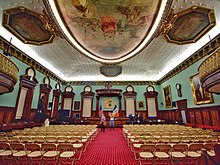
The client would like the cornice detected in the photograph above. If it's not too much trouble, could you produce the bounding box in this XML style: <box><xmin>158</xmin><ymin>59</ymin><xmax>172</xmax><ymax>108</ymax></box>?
<box><xmin>65</xmin><ymin>81</ymin><xmax>160</xmax><ymax>86</ymax></box>
<box><xmin>0</xmin><ymin>36</ymin><xmax>64</xmax><ymax>84</ymax></box>
<box><xmin>159</xmin><ymin>33</ymin><xmax>220</xmax><ymax>83</ymax></box>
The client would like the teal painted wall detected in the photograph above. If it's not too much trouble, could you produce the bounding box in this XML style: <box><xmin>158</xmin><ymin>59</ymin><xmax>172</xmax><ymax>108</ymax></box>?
<box><xmin>2</xmin><ymin>53</ymin><xmax>220</xmax><ymax>113</ymax></box>
<box><xmin>0</xmin><ymin>56</ymin><xmax>61</xmax><ymax>109</ymax></box>
<box><xmin>70</xmin><ymin>85</ymin><xmax>159</xmax><ymax>111</ymax></box>
<box><xmin>159</xmin><ymin>56</ymin><xmax>220</xmax><ymax>110</ymax></box>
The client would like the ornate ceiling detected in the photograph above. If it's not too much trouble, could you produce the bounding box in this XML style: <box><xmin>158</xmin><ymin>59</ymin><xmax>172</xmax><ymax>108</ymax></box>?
<box><xmin>0</xmin><ymin>0</ymin><xmax>220</xmax><ymax>83</ymax></box>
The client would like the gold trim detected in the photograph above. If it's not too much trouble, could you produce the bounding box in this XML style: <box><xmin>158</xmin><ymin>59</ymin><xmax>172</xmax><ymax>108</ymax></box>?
<box><xmin>163</xmin><ymin>85</ymin><xmax>172</xmax><ymax>108</ymax></box>
<box><xmin>159</xmin><ymin>33</ymin><xmax>220</xmax><ymax>83</ymax></box>
<box><xmin>189</xmin><ymin>73</ymin><xmax>213</xmax><ymax>105</ymax></box>
<box><xmin>2</xmin><ymin>7</ymin><xmax>62</xmax><ymax>45</ymax></box>
<box><xmin>198</xmin><ymin>46</ymin><xmax>220</xmax><ymax>80</ymax></box>
<box><xmin>138</xmin><ymin>101</ymin><xmax>144</xmax><ymax>109</ymax></box>
<box><xmin>163</xmin><ymin>6</ymin><xmax>216</xmax><ymax>45</ymax></box>
<box><xmin>0</xmin><ymin>36</ymin><xmax>64</xmax><ymax>84</ymax></box>
<box><xmin>158</xmin><ymin>8</ymin><xmax>177</xmax><ymax>36</ymax></box>
<box><xmin>0</xmin><ymin>52</ymin><xmax>19</xmax><ymax>82</ymax></box>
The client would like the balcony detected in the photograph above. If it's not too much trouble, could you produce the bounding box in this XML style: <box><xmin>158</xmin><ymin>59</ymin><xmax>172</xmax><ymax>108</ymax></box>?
<box><xmin>0</xmin><ymin>52</ymin><xmax>19</xmax><ymax>94</ymax></box>
<box><xmin>198</xmin><ymin>47</ymin><xmax>220</xmax><ymax>93</ymax></box>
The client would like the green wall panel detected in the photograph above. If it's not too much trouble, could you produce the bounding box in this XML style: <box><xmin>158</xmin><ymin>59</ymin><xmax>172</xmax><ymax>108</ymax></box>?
<box><xmin>0</xmin><ymin>56</ymin><xmax>60</xmax><ymax>109</ymax></box>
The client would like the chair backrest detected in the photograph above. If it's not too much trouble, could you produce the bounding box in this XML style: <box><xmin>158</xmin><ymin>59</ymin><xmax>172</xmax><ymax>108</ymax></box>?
<box><xmin>10</xmin><ymin>143</ymin><xmax>25</xmax><ymax>150</ymax></box>
<box><xmin>41</xmin><ymin>143</ymin><xmax>57</xmax><ymax>151</ymax></box>
<box><xmin>25</xmin><ymin>143</ymin><xmax>41</xmax><ymax>151</ymax></box>
<box><xmin>57</xmin><ymin>143</ymin><xmax>74</xmax><ymax>152</ymax></box>
<box><xmin>172</xmin><ymin>144</ymin><xmax>188</xmax><ymax>152</ymax></box>
<box><xmin>203</xmin><ymin>143</ymin><xmax>215</xmax><ymax>151</ymax></box>
<box><xmin>6</xmin><ymin>132</ymin><xmax>15</xmax><ymax>137</ymax></box>
<box><xmin>140</xmin><ymin>144</ymin><xmax>155</xmax><ymax>152</ymax></box>
<box><xmin>0</xmin><ymin>142</ymin><xmax>11</xmax><ymax>150</ymax></box>
<box><xmin>189</xmin><ymin>143</ymin><xmax>203</xmax><ymax>151</ymax></box>
<box><xmin>156</xmin><ymin>144</ymin><xmax>171</xmax><ymax>152</ymax></box>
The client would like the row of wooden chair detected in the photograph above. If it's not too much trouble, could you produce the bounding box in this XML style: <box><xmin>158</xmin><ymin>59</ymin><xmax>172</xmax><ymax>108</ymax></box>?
<box><xmin>132</xmin><ymin>143</ymin><xmax>216</xmax><ymax>165</ymax></box>
<box><xmin>127</xmin><ymin>136</ymin><xmax>219</xmax><ymax>147</ymax></box>
<box><xmin>8</xmin><ymin>132</ymin><xmax>93</xmax><ymax>137</ymax></box>
<box><xmin>0</xmin><ymin>142</ymin><xmax>80</xmax><ymax>165</ymax></box>
<box><xmin>123</xmin><ymin>125</ymin><xmax>214</xmax><ymax>133</ymax></box>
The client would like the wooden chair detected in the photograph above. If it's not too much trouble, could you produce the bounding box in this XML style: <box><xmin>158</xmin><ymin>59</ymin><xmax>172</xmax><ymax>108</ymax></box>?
<box><xmin>42</xmin><ymin>143</ymin><xmax>59</xmax><ymax>164</ymax></box>
<box><xmin>171</xmin><ymin>143</ymin><xmax>188</xmax><ymax>164</ymax></box>
<box><xmin>154</xmin><ymin>144</ymin><xmax>171</xmax><ymax>164</ymax></box>
<box><xmin>57</xmin><ymin>143</ymin><xmax>75</xmax><ymax>165</ymax></box>
<box><xmin>25</xmin><ymin>143</ymin><xmax>44</xmax><ymax>165</ymax></box>
<box><xmin>10</xmin><ymin>143</ymin><xmax>30</xmax><ymax>164</ymax></box>
<box><xmin>139</xmin><ymin>144</ymin><xmax>155</xmax><ymax>165</ymax></box>
<box><xmin>184</xmin><ymin>143</ymin><xmax>203</xmax><ymax>165</ymax></box>
<box><xmin>0</xmin><ymin>142</ymin><xmax>13</xmax><ymax>164</ymax></box>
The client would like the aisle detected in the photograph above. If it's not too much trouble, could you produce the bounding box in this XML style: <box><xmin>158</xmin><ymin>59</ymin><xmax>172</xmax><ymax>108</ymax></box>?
<box><xmin>76</xmin><ymin>128</ymin><xmax>139</xmax><ymax>165</ymax></box>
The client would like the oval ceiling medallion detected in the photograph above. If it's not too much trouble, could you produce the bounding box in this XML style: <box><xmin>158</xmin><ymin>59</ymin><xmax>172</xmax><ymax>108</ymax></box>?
<box><xmin>51</xmin><ymin>0</ymin><xmax>164</xmax><ymax>62</ymax></box>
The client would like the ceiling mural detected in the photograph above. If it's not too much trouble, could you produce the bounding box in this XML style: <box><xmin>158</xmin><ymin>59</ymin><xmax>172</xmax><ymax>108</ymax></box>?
<box><xmin>2</xmin><ymin>7</ymin><xmax>55</xmax><ymax>45</ymax></box>
<box><xmin>55</xmin><ymin>0</ymin><xmax>161</xmax><ymax>60</ymax></box>
<box><xmin>164</xmin><ymin>6</ymin><xmax>216</xmax><ymax>44</ymax></box>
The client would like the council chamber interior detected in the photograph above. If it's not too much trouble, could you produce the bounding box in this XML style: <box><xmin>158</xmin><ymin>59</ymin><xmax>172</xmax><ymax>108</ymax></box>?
<box><xmin>0</xmin><ymin>0</ymin><xmax>220</xmax><ymax>164</ymax></box>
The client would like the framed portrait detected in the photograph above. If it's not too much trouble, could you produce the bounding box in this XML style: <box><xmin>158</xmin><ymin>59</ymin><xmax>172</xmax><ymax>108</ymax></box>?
<box><xmin>138</xmin><ymin>101</ymin><xmax>144</xmax><ymax>109</ymax></box>
<box><xmin>163</xmin><ymin>85</ymin><xmax>172</xmax><ymax>108</ymax></box>
<box><xmin>189</xmin><ymin>73</ymin><xmax>213</xmax><ymax>105</ymax></box>
<box><xmin>104</xmin><ymin>98</ymin><xmax>114</xmax><ymax>109</ymax></box>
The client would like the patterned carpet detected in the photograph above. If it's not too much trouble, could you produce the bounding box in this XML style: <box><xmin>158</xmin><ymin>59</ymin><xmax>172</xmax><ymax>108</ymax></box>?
<box><xmin>76</xmin><ymin>128</ymin><xmax>139</xmax><ymax>165</ymax></box>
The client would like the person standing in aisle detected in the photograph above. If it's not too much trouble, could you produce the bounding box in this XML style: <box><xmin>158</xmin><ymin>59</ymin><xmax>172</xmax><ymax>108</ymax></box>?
<box><xmin>109</xmin><ymin>113</ymin><xmax>115</xmax><ymax>130</ymax></box>
<box><xmin>100</xmin><ymin>114</ymin><xmax>106</xmax><ymax>132</ymax></box>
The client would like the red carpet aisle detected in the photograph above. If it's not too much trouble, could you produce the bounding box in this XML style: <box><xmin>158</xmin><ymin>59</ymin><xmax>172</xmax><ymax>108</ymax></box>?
<box><xmin>76</xmin><ymin>128</ymin><xmax>139</xmax><ymax>165</ymax></box>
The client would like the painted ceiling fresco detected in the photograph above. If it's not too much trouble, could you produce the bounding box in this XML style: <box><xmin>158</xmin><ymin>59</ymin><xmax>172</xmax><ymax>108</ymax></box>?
<box><xmin>56</xmin><ymin>0</ymin><xmax>161</xmax><ymax>60</ymax></box>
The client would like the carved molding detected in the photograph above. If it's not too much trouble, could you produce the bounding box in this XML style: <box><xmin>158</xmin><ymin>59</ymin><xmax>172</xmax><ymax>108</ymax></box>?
<box><xmin>0</xmin><ymin>36</ymin><xmax>64</xmax><ymax>84</ymax></box>
<box><xmin>0</xmin><ymin>52</ymin><xmax>19</xmax><ymax>82</ymax></box>
<box><xmin>159</xmin><ymin>33</ymin><xmax>220</xmax><ymax>83</ymax></box>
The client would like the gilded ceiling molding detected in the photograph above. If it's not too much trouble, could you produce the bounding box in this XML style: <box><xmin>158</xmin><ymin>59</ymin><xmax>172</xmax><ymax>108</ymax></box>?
<box><xmin>162</xmin><ymin>6</ymin><xmax>216</xmax><ymax>45</ymax></box>
<box><xmin>0</xmin><ymin>36</ymin><xmax>64</xmax><ymax>84</ymax></box>
<box><xmin>66</xmin><ymin>81</ymin><xmax>159</xmax><ymax>86</ymax></box>
<box><xmin>159</xmin><ymin>33</ymin><xmax>220</xmax><ymax>84</ymax></box>
<box><xmin>40</xmin><ymin>9</ymin><xmax>64</xmax><ymax>38</ymax></box>
<box><xmin>2</xmin><ymin>7</ymin><xmax>62</xmax><ymax>45</ymax></box>
<box><xmin>157</xmin><ymin>8</ymin><xmax>177</xmax><ymax>36</ymax></box>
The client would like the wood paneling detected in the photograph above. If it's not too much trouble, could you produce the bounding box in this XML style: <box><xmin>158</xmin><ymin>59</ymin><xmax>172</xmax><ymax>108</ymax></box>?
<box><xmin>202</xmin><ymin>111</ymin><xmax>211</xmax><ymax>126</ymax></box>
<box><xmin>0</xmin><ymin>111</ymin><xmax>4</xmax><ymax>124</ymax></box>
<box><xmin>158</xmin><ymin>110</ymin><xmax>179</xmax><ymax>122</ymax></box>
<box><xmin>189</xmin><ymin>111</ymin><xmax>195</xmax><ymax>124</ymax></box>
<box><xmin>0</xmin><ymin>106</ymin><xmax>15</xmax><ymax>125</ymax></box>
<box><xmin>210</xmin><ymin>110</ymin><xmax>220</xmax><ymax>127</ymax></box>
<box><xmin>158</xmin><ymin>105</ymin><xmax>220</xmax><ymax>127</ymax></box>
<box><xmin>195</xmin><ymin>111</ymin><xmax>202</xmax><ymax>125</ymax></box>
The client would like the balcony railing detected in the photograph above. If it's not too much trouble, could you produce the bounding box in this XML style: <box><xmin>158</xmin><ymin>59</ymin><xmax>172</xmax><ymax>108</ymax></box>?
<box><xmin>0</xmin><ymin>52</ymin><xmax>19</xmax><ymax>94</ymax></box>
<box><xmin>198</xmin><ymin>47</ymin><xmax>220</xmax><ymax>80</ymax></box>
